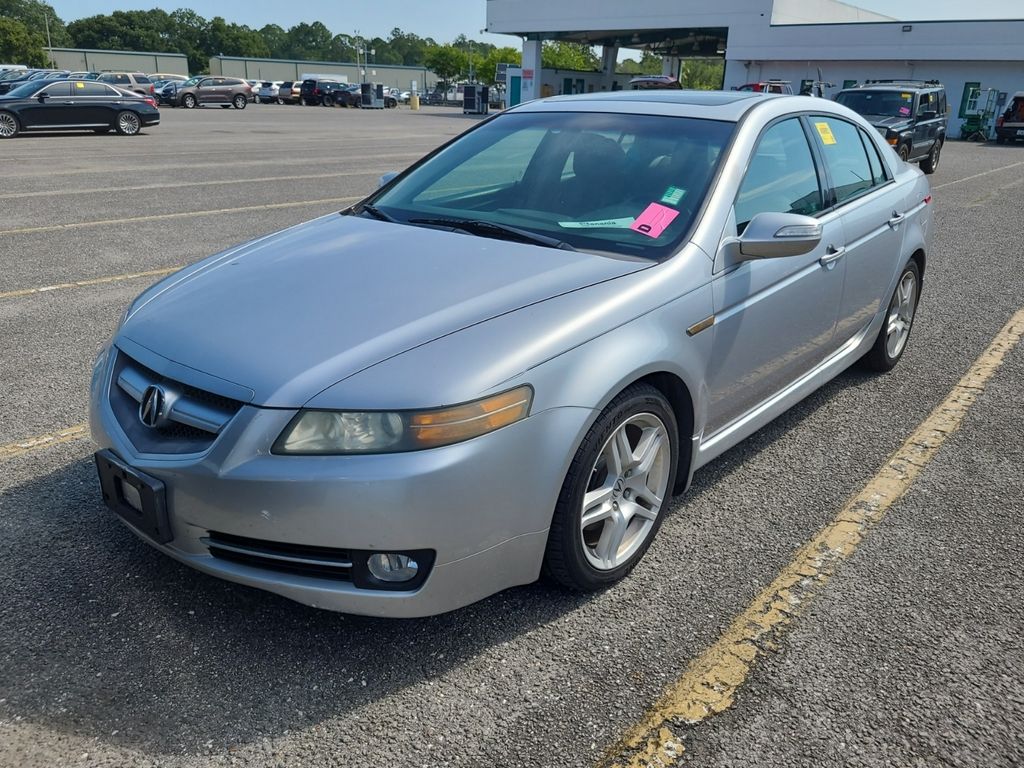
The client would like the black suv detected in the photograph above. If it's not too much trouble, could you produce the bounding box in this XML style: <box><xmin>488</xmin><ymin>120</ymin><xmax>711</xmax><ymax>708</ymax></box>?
<box><xmin>299</xmin><ymin>79</ymin><xmax>347</xmax><ymax>106</ymax></box>
<box><xmin>835</xmin><ymin>80</ymin><xmax>947</xmax><ymax>174</ymax></box>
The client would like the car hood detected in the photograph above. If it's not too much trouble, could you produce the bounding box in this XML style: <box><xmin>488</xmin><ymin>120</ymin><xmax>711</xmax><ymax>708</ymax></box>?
<box><xmin>866</xmin><ymin>116</ymin><xmax>912</xmax><ymax>132</ymax></box>
<box><xmin>120</xmin><ymin>214</ymin><xmax>649</xmax><ymax>407</ymax></box>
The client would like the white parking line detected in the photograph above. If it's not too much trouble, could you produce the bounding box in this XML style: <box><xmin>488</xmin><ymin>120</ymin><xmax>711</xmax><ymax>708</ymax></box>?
<box><xmin>933</xmin><ymin>159</ymin><xmax>1024</xmax><ymax>190</ymax></box>
<box><xmin>0</xmin><ymin>196</ymin><xmax>362</xmax><ymax>236</ymax></box>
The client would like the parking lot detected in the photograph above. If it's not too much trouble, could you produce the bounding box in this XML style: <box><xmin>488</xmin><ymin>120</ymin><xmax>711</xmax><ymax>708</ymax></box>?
<box><xmin>1</xmin><ymin>104</ymin><xmax>1022</xmax><ymax>767</ymax></box>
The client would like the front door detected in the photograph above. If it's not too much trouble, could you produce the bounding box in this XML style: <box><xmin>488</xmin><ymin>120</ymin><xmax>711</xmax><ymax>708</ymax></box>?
<box><xmin>705</xmin><ymin>117</ymin><xmax>845</xmax><ymax>435</ymax></box>
<box><xmin>17</xmin><ymin>81</ymin><xmax>74</xmax><ymax>127</ymax></box>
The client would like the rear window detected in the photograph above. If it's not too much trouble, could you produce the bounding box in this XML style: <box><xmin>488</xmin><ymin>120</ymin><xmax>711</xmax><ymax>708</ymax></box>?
<box><xmin>135</xmin><ymin>75</ymin><xmax>151</xmax><ymax>84</ymax></box>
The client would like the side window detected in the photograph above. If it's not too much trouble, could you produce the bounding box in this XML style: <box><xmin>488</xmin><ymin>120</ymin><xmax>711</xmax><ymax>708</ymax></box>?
<box><xmin>80</xmin><ymin>82</ymin><xmax>108</xmax><ymax>96</ymax></box>
<box><xmin>136</xmin><ymin>75</ymin><xmax>151</xmax><ymax>84</ymax></box>
<box><xmin>734</xmin><ymin>118</ymin><xmax>823</xmax><ymax>233</ymax></box>
<box><xmin>199</xmin><ymin>78</ymin><xmax>213</xmax><ymax>88</ymax></box>
<box><xmin>858</xmin><ymin>127</ymin><xmax>888</xmax><ymax>186</ymax></box>
<box><xmin>42</xmin><ymin>81</ymin><xmax>72</xmax><ymax>96</ymax></box>
<box><xmin>938</xmin><ymin>91</ymin><xmax>947</xmax><ymax>115</ymax></box>
<box><xmin>115</xmin><ymin>74</ymin><xmax>129</xmax><ymax>84</ymax></box>
<box><xmin>810</xmin><ymin>117</ymin><xmax>874</xmax><ymax>205</ymax></box>
<box><xmin>917</xmin><ymin>92</ymin><xmax>934</xmax><ymax>117</ymax></box>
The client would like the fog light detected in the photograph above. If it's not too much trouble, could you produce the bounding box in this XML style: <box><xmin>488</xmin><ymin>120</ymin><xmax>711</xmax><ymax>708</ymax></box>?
<box><xmin>367</xmin><ymin>553</ymin><xmax>419</xmax><ymax>582</ymax></box>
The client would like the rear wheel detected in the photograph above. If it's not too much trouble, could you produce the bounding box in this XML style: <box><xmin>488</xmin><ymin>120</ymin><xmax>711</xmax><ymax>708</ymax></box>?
<box><xmin>543</xmin><ymin>384</ymin><xmax>678</xmax><ymax>591</ymax></box>
<box><xmin>0</xmin><ymin>111</ymin><xmax>20</xmax><ymax>138</ymax></box>
<box><xmin>862</xmin><ymin>260</ymin><xmax>920</xmax><ymax>372</ymax></box>
<box><xmin>232</xmin><ymin>94</ymin><xmax>247</xmax><ymax>109</ymax></box>
<box><xmin>115</xmin><ymin>110</ymin><xmax>141</xmax><ymax>136</ymax></box>
<box><xmin>322</xmin><ymin>95</ymin><xmax>332</xmax><ymax>107</ymax></box>
<box><xmin>920</xmin><ymin>140</ymin><xmax>942</xmax><ymax>174</ymax></box>
<box><xmin>182</xmin><ymin>93</ymin><xmax>197</xmax><ymax>109</ymax></box>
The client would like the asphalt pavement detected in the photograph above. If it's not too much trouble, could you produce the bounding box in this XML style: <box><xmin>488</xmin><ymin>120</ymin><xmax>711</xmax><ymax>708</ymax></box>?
<box><xmin>0</xmin><ymin>104</ymin><xmax>1021</xmax><ymax>768</ymax></box>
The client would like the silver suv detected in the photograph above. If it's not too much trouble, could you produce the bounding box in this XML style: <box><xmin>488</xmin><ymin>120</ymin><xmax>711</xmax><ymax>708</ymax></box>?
<box><xmin>97</xmin><ymin>72</ymin><xmax>152</xmax><ymax>95</ymax></box>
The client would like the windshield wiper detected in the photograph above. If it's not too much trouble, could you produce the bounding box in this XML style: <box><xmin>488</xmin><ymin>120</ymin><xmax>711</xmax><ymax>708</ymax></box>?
<box><xmin>355</xmin><ymin>203</ymin><xmax>399</xmax><ymax>223</ymax></box>
<box><xmin>408</xmin><ymin>217</ymin><xmax>576</xmax><ymax>251</ymax></box>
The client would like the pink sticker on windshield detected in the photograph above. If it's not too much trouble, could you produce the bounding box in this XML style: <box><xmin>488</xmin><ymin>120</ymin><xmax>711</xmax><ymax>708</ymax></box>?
<box><xmin>899</xmin><ymin>106</ymin><xmax>911</xmax><ymax>115</ymax></box>
<box><xmin>630</xmin><ymin>203</ymin><xmax>679</xmax><ymax>238</ymax></box>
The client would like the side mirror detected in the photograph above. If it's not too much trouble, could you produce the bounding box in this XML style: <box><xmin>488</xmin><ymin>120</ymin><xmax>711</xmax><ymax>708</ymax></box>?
<box><xmin>378</xmin><ymin>171</ymin><xmax>399</xmax><ymax>188</ymax></box>
<box><xmin>737</xmin><ymin>212</ymin><xmax>823</xmax><ymax>260</ymax></box>
<box><xmin>37</xmin><ymin>92</ymin><xmax>48</xmax><ymax>101</ymax></box>
<box><xmin>921</xmin><ymin>110</ymin><xmax>937</xmax><ymax>120</ymax></box>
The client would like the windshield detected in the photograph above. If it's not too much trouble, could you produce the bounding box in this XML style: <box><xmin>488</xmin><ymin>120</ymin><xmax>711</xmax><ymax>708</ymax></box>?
<box><xmin>836</xmin><ymin>90</ymin><xmax>915</xmax><ymax>118</ymax></box>
<box><xmin>3</xmin><ymin>81</ymin><xmax>42</xmax><ymax>98</ymax></box>
<box><xmin>0</xmin><ymin>70</ymin><xmax>27</xmax><ymax>81</ymax></box>
<box><xmin>368</xmin><ymin>111</ymin><xmax>734</xmax><ymax>259</ymax></box>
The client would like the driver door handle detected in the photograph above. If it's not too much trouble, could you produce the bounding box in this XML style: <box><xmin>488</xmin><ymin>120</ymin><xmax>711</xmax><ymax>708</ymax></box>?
<box><xmin>819</xmin><ymin>245</ymin><xmax>845</xmax><ymax>268</ymax></box>
<box><xmin>888</xmin><ymin>211</ymin><xmax>906</xmax><ymax>228</ymax></box>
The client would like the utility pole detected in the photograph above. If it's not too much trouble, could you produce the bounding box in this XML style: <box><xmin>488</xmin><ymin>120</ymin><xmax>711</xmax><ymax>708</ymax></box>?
<box><xmin>43</xmin><ymin>12</ymin><xmax>54</xmax><ymax>68</ymax></box>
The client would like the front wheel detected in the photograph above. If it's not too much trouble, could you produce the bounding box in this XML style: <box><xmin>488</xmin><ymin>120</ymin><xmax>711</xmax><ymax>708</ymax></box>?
<box><xmin>897</xmin><ymin>144</ymin><xmax>910</xmax><ymax>162</ymax></box>
<box><xmin>862</xmin><ymin>260</ymin><xmax>921</xmax><ymax>372</ymax></box>
<box><xmin>920</xmin><ymin>140</ymin><xmax>942</xmax><ymax>174</ymax></box>
<box><xmin>115</xmin><ymin>110</ymin><xmax>141</xmax><ymax>136</ymax></box>
<box><xmin>182</xmin><ymin>93</ymin><xmax>197</xmax><ymax>109</ymax></box>
<box><xmin>543</xmin><ymin>384</ymin><xmax>678</xmax><ymax>591</ymax></box>
<box><xmin>0</xmin><ymin>111</ymin><xmax>21</xmax><ymax>138</ymax></box>
<box><xmin>233</xmin><ymin>94</ymin><xmax>247</xmax><ymax>109</ymax></box>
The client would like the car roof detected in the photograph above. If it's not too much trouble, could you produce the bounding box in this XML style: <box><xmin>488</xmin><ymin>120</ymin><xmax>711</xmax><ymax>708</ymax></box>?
<box><xmin>514</xmin><ymin>89</ymin><xmax>774</xmax><ymax>121</ymax></box>
<box><xmin>843</xmin><ymin>81</ymin><xmax>943</xmax><ymax>92</ymax></box>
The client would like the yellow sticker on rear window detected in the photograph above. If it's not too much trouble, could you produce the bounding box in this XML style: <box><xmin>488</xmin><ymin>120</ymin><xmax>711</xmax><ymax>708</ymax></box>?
<box><xmin>75</xmin><ymin>81</ymin><xmax>84</xmax><ymax>88</ymax></box>
<box><xmin>815</xmin><ymin>121</ymin><xmax>837</xmax><ymax>145</ymax></box>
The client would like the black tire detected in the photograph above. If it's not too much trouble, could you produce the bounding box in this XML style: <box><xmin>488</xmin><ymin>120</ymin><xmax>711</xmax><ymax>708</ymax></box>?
<box><xmin>0</xmin><ymin>110</ymin><xmax>19</xmax><ymax>139</ymax></box>
<box><xmin>543</xmin><ymin>383</ymin><xmax>679</xmax><ymax>591</ymax></box>
<box><xmin>897</xmin><ymin>143</ymin><xmax>910</xmax><ymax>162</ymax></box>
<box><xmin>862</xmin><ymin>259</ymin><xmax>921</xmax><ymax>372</ymax></box>
<box><xmin>996</xmin><ymin>136</ymin><xmax>1006</xmax><ymax>145</ymax></box>
<box><xmin>322</xmin><ymin>95</ymin><xmax>332</xmax><ymax>107</ymax></box>
<box><xmin>920</xmin><ymin>140</ymin><xmax>942</xmax><ymax>174</ymax></box>
<box><xmin>232</xmin><ymin>94</ymin><xmax>247</xmax><ymax>109</ymax></box>
<box><xmin>182</xmin><ymin>93</ymin><xmax>197</xmax><ymax>109</ymax></box>
<box><xmin>115</xmin><ymin>110</ymin><xmax>141</xmax><ymax>136</ymax></box>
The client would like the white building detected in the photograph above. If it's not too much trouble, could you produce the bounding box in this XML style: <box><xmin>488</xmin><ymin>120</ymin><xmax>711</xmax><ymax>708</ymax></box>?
<box><xmin>486</xmin><ymin>0</ymin><xmax>1024</xmax><ymax>134</ymax></box>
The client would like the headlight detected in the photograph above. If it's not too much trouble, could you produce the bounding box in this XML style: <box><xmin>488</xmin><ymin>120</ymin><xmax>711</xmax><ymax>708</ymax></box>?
<box><xmin>272</xmin><ymin>386</ymin><xmax>533</xmax><ymax>455</ymax></box>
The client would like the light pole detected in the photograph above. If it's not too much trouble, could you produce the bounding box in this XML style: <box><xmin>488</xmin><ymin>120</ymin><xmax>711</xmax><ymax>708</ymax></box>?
<box><xmin>43</xmin><ymin>12</ymin><xmax>54</xmax><ymax>68</ymax></box>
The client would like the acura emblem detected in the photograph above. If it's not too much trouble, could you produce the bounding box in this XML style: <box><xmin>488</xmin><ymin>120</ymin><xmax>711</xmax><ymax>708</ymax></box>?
<box><xmin>139</xmin><ymin>385</ymin><xmax>164</xmax><ymax>428</ymax></box>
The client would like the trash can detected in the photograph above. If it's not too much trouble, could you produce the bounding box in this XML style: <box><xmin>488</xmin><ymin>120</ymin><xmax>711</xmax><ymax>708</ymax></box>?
<box><xmin>410</xmin><ymin>93</ymin><xmax>420</xmax><ymax>110</ymax></box>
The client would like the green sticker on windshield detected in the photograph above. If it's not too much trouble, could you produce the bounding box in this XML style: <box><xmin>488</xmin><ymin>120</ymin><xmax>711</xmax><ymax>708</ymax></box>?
<box><xmin>660</xmin><ymin>186</ymin><xmax>687</xmax><ymax>206</ymax></box>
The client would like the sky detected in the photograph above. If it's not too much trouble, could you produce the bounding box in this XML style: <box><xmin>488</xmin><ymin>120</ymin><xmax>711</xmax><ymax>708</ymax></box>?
<box><xmin>48</xmin><ymin>0</ymin><xmax>1023</xmax><ymax>47</ymax></box>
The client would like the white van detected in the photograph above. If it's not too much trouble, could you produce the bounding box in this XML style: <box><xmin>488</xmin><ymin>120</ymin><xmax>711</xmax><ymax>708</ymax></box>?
<box><xmin>0</xmin><ymin>64</ymin><xmax>28</xmax><ymax>74</ymax></box>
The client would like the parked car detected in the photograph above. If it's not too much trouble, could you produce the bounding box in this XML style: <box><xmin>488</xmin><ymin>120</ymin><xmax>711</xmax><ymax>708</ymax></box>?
<box><xmin>300</xmin><ymin>78</ymin><xmax>348</xmax><ymax>106</ymax></box>
<box><xmin>258</xmin><ymin>81</ymin><xmax>282</xmax><ymax>103</ymax></box>
<box><xmin>244</xmin><ymin>80</ymin><xmax>261</xmax><ymax>101</ymax></box>
<box><xmin>174</xmin><ymin>76</ymin><xmax>252</xmax><ymax>109</ymax></box>
<box><xmin>630</xmin><ymin>75</ymin><xmax>682</xmax><ymax>90</ymax></box>
<box><xmin>835</xmin><ymin>80</ymin><xmax>946</xmax><ymax>173</ymax></box>
<box><xmin>994</xmin><ymin>91</ymin><xmax>1024</xmax><ymax>144</ymax></box>
<box><xmin>90</xmin><ymin>90</ymin><xmax>931</xmax><ymax>617</ymax></box>
<box><xmin>97</xmin><ymin>72</ymin><xmax>153</xmax><ymax>95</ymax></box>
<box><xmin>331</xmin><ymin>83</ymin><xmax>363</xmax><ymax>108</ymax></box>
<box><xmin>67</xmin><ymin>71</ymin><xmax>100</xmax><ymax>80</ymax></box>
<box><xmin>155</xmin><ymin>79</ymin><xmax>184</xmax><ymax>106</ymax></box>
<box><xmin>0</xmin><ymin>70</ymin><xmax>62</xmax><ymax>94</ymax></box>
<box><xmin>277</xmin><ymin>81</ymin><xmax>301</xmax><ymax>104</ymax></box>
<box><xmin>149</xmin><ymin>73</ymin><xmax>188</xmax><ymax>83</ymax></box>
<box><xmin>0</xmin><ymin>79</ymin><xmax>159</xmax><ymax>137</ymax></box>
<box><xmin>735</xmin><ymin>80</ymin><xmax>794</xmax><ymax>94</ymax></box>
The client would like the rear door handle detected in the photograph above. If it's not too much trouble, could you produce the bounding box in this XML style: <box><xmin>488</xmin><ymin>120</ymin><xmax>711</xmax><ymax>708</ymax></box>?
<box><xmin>819</xmin><ymin>246</ymin><xmax>845</xmax><ymax>268</ymax></box>
<box><xmin>888</xmin><ymin>211</ymin><xmax>906</xmax><ymax>228</ymax></box>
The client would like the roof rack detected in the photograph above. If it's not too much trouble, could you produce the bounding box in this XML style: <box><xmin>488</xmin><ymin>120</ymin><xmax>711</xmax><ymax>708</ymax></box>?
<box><xmin>862</xmin><ymin>79</ymin><xmax>942</xmax><ymax>87</ymax></box>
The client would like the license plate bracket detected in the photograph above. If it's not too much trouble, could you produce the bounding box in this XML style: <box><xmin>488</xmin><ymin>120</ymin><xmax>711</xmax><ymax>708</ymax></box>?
<box><xmin>95</xmin><ymin>450</ymin><xmax>172</xmax><ymax>543</ymax></box>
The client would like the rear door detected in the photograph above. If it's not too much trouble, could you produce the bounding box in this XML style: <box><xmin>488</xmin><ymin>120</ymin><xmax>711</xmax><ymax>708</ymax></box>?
<box><xmin>808</xmin><ymin>115</ymin><xmax>906</xmax><ymax>343</ymax></box>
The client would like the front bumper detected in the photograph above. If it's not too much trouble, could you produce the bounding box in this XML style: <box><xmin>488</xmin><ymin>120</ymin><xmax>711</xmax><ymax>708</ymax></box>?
<box><xmin>89</xmin><ymin>344</ymin><xmax>593</xmax><ymax>617</ymax></box>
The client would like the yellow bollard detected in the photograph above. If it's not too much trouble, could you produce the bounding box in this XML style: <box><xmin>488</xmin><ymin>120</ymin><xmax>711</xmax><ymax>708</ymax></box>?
<box><xmin>410</xmin><ymin>94</ymin><xmax>420</xmax><ymax>110</ymax></box>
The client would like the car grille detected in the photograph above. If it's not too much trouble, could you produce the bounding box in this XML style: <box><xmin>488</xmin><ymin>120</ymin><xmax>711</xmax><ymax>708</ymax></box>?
<box><xmin>108</xmin><ymin>350</ymin><xmax>244</xmax><ymax>454</ymax></box>
<box><xmin>203</xmin><ymin>531</ymin><xmax>354</xmax><ymax>581</ymax></box>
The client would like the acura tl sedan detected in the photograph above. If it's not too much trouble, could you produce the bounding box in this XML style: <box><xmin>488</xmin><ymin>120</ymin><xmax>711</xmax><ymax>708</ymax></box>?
<box><xmin>0</xmin><ymin>79</ymin><xmax>159</xmax><ymax>138</ymax></box>
<box><xmin>90</xmin><ymin>91</ymin><xmax>931</xmax><ymax>617</ymax></box>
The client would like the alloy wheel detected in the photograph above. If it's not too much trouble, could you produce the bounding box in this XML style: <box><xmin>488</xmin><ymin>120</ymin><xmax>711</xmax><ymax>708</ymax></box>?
<box><xmin>885</xmin><ymin>270</ymin><xmax>917</xmax><ymax>359</ymax></box>
<box><xmin>0</xmin><ymin>112</ymin><xmax>17</xmax><ymax>138</ymax></box>
<box><xmin>118</xmin><ymin>112</ymin><xmax>140</xmax><ymax>135</ymax></box>
<box><xmin>580</xmin><ymin>413</ymin><xmax>671</xmax><ymax>571</ymax></box>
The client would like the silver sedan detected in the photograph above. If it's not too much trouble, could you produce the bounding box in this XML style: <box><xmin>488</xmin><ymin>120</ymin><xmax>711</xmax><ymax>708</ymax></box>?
<box><xmin>89</xmin><ymin>91</ymin><xmax>931</xmax><ymax>617</ymax></box>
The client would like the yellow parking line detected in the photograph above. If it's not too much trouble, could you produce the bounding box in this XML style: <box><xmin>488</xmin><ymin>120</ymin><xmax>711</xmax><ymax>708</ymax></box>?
<box><xmin>0</xmin><ymin>196</ymin><xmax>362</xmax><ymax>236</ymax></box>
<box><xmin>0</xmin><ymin>267</ymin><xmax>181</xmax><ymax>301</ymax></box>
<box><xmin>601</xmin><ymin>307</ymin><xmax>1024</xmax><ymax>768</ymax></box>
<box><xmin>0</xmin><ymin>424</ymin><xmax>89</xmax><ymax>461</ymax></box>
